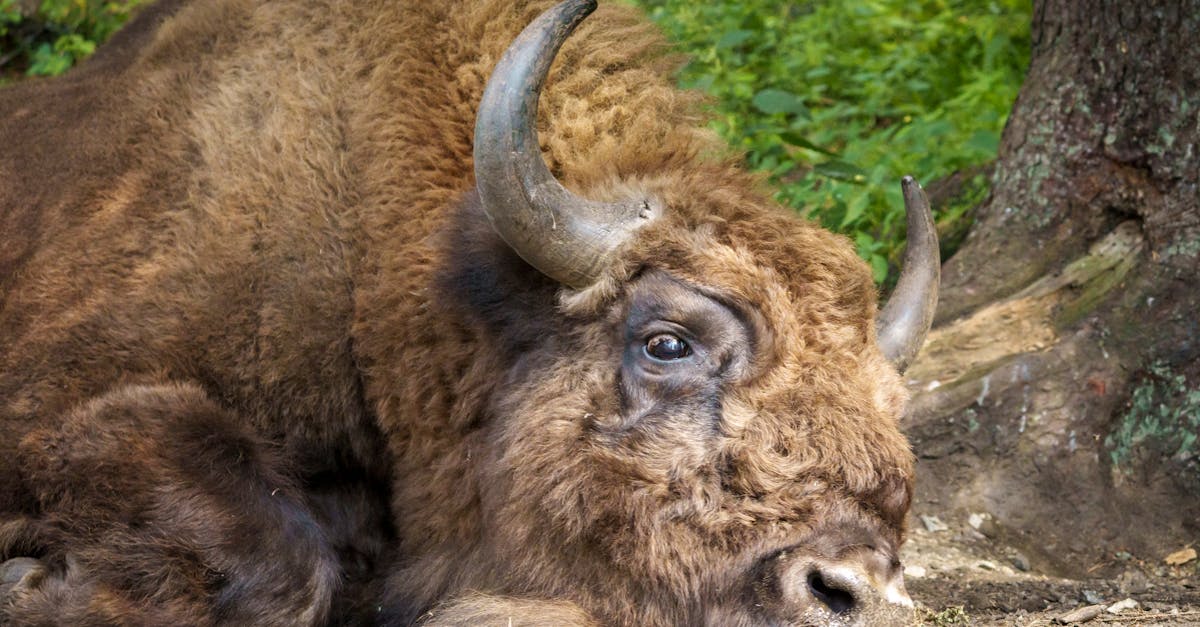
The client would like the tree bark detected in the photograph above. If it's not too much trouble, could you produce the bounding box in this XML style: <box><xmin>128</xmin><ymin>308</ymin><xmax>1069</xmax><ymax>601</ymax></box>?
<box><xmin>906</xmin><ymin>0</ymin><xmax>1200</xmax><ymax>576</ymax></box>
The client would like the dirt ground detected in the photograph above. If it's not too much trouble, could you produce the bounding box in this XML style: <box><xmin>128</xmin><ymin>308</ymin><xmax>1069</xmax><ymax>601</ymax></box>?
<box><xmin>902</xmin><ymin>514</ymin><xmax>1200</xmax><ymax>625</ymax></box>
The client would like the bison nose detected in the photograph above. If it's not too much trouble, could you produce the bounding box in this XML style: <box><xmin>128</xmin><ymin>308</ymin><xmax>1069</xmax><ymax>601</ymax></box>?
<box><xmin>804</xmin><ymin>564</ymin><xmax>860</xmax><ymax>614</ymax></box>
<box><xmin>774</xmin><ymin>551</ymin><xmax>913</xmax><ymax>618</ymax></box>
<box><xmin>801</xmin><ymin>561</ymin><xmax>913</xmax><ymax>614</ymax></box>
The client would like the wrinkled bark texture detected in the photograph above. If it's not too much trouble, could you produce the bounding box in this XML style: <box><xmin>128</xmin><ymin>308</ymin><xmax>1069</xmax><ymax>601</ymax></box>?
<box><xmin>906</xmin><ymin>0</ymin><xmax>1200</xmax><ymax>575</ymax></box>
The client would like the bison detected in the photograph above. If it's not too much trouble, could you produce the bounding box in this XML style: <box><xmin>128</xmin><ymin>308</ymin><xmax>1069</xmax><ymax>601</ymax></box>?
<box><xmin>0</xmin><ymin>0</ymin><xmax>940</xmax><ymax>624</ymax></box>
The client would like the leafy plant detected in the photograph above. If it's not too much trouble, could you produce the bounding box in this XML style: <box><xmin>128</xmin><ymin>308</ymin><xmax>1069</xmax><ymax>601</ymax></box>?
<box><xmin>0</xmin><ymin>0</ymin><xmax>144</xmax><ymax>78</ymax></box>
<box><xmin>629</xmin><ymin>0</ymin><xmax>1031</xmax><ymax>283</ymax></box>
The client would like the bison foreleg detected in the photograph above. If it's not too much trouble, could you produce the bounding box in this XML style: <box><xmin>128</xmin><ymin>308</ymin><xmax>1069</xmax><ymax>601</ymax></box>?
<box><xmin>2</xmin><ymin>382</ymin><xmax>339</xmax><ymax>626</ymax></box>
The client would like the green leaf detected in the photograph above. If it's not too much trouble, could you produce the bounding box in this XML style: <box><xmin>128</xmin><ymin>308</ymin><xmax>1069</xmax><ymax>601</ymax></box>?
<box><xmin>854</xmin><ymin>231</ymin><xmax>880</xmax><ymax>253</ymax></box>
<box><xmin>769</xmin><ymin>158</ymin><xmax>797</xmax><ymax>177</ymax></box>
<box><xmin>27</xmin><ymin>42</ymin><xmax>73</xmax><ymax>76</ymax></box>
<box><xmin>966</xmin><ymin>129</ymin><xmax>1000</xmax><ymax>154</ymax></box>
<box><xmin>716</xmin><ymin>29</ymin><xmax>753</xmax><ymax>49</ymax></box>
<box><xmin>840</xmin><ymin>193</ymin><xmax>870</xmax><ymax>228</ymax></box>
<box><xmin>682</xmin><ymin>73</ymin><xmax>715</xmax><ymax>92</ymax></box>
<box><xmin>54</xmin><ymin>34</ymin><xmax>96</xmax><ymax>59</ymax></box>
<box><xmin>752</xmin><ymin>89</ymin><xmax>809</xmax><ymax>117</ymax></box>
<box><xmin>869</xmin><ymin>254</ymin><xmax>889</xmax><ymax>284</ymax></box>
<box><xmin>780</xmin><ymin>131</ymin><xmax>836</xmax><ymax>156</ymax></box>
<box><xmin>813</xmin><ymin>159</ymin><xmax>868</xmax><ymax>183</ymax></box>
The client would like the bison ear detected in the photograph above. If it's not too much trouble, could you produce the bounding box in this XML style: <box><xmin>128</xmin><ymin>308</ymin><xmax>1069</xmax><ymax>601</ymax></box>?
<box><xmin>876</xmin><ymin>177</ymin><xmax>939</xmax><ymax>373</ymax></box>
<box><xmin>473</xmin><ymin>0</ymin><xmax>658</xmax><ymax>289</ymax></box>
<box><xmin>861</xmin><ymin>470</ymin><xmax>914</xmax><ymax>533</ymax></box>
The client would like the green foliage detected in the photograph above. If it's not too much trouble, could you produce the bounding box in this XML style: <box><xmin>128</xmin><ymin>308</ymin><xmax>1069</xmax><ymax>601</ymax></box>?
<box><xmin>1107</xmin><ymin>363</ymin><xmax>1200</xmax><ymax>472</ymax></box>
<box><xmin>0</xmin><ymin>0</ymin><xmax>143</xmax><ymax>78</ymax></box>
<box><xmin>630</xmin><ymin>0</ymin><xmax>1031</xmax><ymax>283</ymax></box>
<box><xmin>0</xmin><ymin>0</ymin><xmax>21</xmax><ymax>32</ymax></box>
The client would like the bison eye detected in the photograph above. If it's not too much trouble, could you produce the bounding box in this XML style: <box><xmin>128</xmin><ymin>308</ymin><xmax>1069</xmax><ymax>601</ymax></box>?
<box><xmin>645</xmin><ymin>333</ymin><xmax>691</xmax><ymax>361</ymax></box>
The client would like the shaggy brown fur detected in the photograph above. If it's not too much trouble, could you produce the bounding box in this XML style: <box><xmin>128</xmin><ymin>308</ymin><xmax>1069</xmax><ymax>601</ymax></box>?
<box><xmin>4</xmin><ymin>383</ymin><xmax>339</xmax><ymax>624</ymax></box>
<box><xmin>0</xmin><ymin>0</ymin><xmax>915</xmax><ymax>624</ymax></box>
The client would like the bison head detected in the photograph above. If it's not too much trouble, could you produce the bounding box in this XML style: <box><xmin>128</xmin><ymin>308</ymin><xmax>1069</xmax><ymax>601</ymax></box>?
<box><xmin>391</xmin><ymin>1</ymin><xmax>938</xmax><ymax>625</ymax></box>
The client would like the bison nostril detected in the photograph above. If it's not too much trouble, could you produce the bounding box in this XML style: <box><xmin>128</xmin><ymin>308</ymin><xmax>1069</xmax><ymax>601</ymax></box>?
<box><xmin>807</xmin><ymin>570</ymin><xmax>856</xmax><ymax>615</ymax></box>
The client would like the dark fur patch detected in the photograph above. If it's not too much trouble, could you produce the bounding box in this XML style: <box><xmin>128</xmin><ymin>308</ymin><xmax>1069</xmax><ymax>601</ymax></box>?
<box><xmin>435</xmin><ymin>191</ymin><xmax>563</xmax><ymax>360</ymax></box>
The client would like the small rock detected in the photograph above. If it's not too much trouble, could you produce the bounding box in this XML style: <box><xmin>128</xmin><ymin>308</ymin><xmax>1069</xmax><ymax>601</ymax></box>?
<box><xmin>966</xmin><ymin>512</ymin><xmax>999</xmax><ymax>538</ymax></box>
<box><xmin>1118</xmin><ymin>569</ymin><xmax>1150</xmax><ymax>594</ymax></box>
<box><xmin>920</xmin><ymin>515</ymin><xmax>948</xmax><ymax>532</ymax></box>
<box><xmin>1054</xmin><ymin>604</ymin><xmax>1105</xmax><ymax>624</ymax></box>
<box><xmin>1010</xmin><ymin>552</ymin><xmax>1031</xmax><ymax>572</ymax></box>
<box><xmin>1165</xmin><ymin>547</ymin><xmax>1197</xmax><ymax>566</ymax></box>
<box><xmin>1082</xmin><ymin>589</ymin><xmax>1105</xmax><ymax>605</ymax></box>
<box><xmin>1106</xmin><ymin>598</ymin><xmax>1138</xmax><ymax>614</ymax></box>
<box><xmin>978</xmin><ymin>519</ymin><xmax>1000</xmax><ymax>538</ymax></box>
<box><xmin>976</xmin><ymin>560</ymin><xmax>998</xmax><ymax>571</ymax></box>
<box><xmin>904</xmin><ymin>565</ymin><xmax>927</xmax><ymax>579</ymax></box>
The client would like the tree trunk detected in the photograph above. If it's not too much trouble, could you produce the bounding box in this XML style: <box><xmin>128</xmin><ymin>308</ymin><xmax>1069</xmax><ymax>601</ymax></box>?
<box><xmin>906</xmin><ymin>0</ymin><xmax>1200</xmax><ymax>576</ymax></box>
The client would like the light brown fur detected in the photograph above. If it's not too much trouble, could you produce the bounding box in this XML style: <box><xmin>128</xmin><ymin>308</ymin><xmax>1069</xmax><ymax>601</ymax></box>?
<box><xmin>0</xmin><ymin>1</ymin><xmax>914</xmax><ymax>624</ymax></box>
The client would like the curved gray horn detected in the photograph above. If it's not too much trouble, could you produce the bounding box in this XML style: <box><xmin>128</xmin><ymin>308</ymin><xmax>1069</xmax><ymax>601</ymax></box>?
<box><xmin>474</xmin><ymin>0</ymin><xmax>656</xmax><ymax>289</ymax></box>
<box><xmin>877</xmin><ymin>176</ymin><xmax>940</xmax><ymax>372</ymax></box>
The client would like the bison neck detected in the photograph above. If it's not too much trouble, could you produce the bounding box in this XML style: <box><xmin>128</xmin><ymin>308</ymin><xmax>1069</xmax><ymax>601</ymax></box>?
<box><xmin>352</xmin><ymin>185</ymin><xmax>575</xmax><ymax>610</ymax></box>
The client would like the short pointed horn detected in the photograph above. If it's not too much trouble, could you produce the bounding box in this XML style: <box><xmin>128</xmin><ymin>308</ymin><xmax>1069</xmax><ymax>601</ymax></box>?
<box><xmin>877</xmin><ymin>176</ymin><xmax>940</xmax><ymax>372</ymax></box>
<box><xmin>474</xmin><ymin>0</ymin><xmax>656</xmax><ymax>288</ymax></box>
